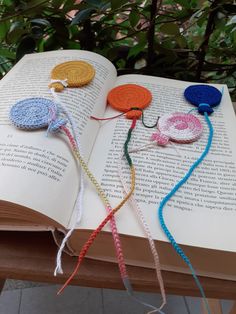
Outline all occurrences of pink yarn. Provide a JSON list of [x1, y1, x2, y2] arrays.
[[151, 132, 169, 146], [105, 206, 128, 278], [151, 112, 203, 145]]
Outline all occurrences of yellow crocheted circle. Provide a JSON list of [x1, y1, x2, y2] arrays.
[[49, 61, 95, 91]]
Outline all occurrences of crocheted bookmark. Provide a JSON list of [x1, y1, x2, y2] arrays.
[[151, 112, 203, 145], [9, 96, 131, 291], [48, 63, 130, 288], [156, 84, 222, 314], [48, 60, 95, 275], [118, 110, 204, 307], [48, 69, 159, 312], [118, 154, 166, 313], [48, 61, 95, 91], [57, 84, 167, 313]]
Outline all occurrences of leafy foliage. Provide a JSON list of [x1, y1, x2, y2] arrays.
[[0, 0, 235, 98]]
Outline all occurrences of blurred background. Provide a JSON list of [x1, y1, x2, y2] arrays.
[[0, 0, 235, 99]]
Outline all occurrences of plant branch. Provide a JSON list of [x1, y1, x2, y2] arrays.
[[147, 0, 162, 68], [0, 0, 48, 23], [196, 0, 220, 81]]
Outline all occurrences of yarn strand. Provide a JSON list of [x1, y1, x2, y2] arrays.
[[118, 153, 166, 313], [158, 112, 213, 314], [141, 111, 159, 128], [56, 149, 135, 295], [57, 119, 138, 295], [51, 88, 129, 284]]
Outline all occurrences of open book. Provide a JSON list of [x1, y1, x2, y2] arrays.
[[1, 50, 236, 281]]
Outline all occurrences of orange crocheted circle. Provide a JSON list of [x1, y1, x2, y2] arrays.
[[107, 84, 152, 119], [49, 61, 95, 91]]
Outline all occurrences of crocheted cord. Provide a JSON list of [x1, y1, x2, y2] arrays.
[[158, 112, 213, 314], [50, 90, 130, 281], [57, 125, 136, 295], [10, 95, 132, 290], [118, 152, 166, 312]]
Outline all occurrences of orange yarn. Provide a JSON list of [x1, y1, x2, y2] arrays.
[[107, 84, 152, 119]]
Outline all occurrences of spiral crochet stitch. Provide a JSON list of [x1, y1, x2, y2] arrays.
[[10, 98, 58, 130], [151, 112, 203, 145], [49, 61, 95, 91]]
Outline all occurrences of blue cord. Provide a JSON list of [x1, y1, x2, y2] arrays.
[[187, 108, 198, 114], [158, 112, 213, 314]]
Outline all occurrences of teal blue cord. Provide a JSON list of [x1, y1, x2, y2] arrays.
[[158, 112, 213, 314], [187, 108, 198, 114]]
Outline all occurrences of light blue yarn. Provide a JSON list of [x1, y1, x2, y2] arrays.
[[10, 97, 66, 132], [158, 112, 213, 314]]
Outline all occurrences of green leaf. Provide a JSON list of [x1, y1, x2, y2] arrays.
[[26, 0, 48, 9], [111, 0, 127, 10], [136, 32, 146, 44], [176, 35, 187, 48], [160, 23, 180, 36], [2, 0, 13, 6], [116, 58, 126, 68], [129, 11, 140, 28], [31, 19, 51, 27], [7, 21, 26, 44], [227, 16, 236, 26], [85, 0, 107, 8], [71, 8, 95, 25], [51, 0, 63, 8], [128, 42, 146, 59], [0, 48, 15, 59], [175, 0, 190, 8], [65, 41, 81, 49], [197, 13, 207, 27], [100, 2, 110, 11], [0, 21, 10, 42]]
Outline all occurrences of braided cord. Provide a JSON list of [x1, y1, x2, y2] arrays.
[[51, 87, 130, 292], [158, 112, 213, 314], [118, 153, 166, 312], [58, 125, 135, 295]]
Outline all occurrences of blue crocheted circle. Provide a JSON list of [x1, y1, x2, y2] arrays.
[[184, 85, 222, 107], [10, 98, 56, 130], [198, 103, 214, 115]]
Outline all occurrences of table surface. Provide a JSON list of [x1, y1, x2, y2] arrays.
[[1, 231, 236, 300]]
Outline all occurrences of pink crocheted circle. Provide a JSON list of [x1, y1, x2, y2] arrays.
[[158, 112, 203, 143]]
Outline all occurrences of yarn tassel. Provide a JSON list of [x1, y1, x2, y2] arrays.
[[56, 147, 135, 295], [51, 88, 85, 276], [52, 88, 165, 312], [90, 112, 125, 121], [57, 119, 138, 295], [54, 171, 84, 275], [51, 88, 128, 283], [158, 112, 213, 314], [118, 153, 166, 313]]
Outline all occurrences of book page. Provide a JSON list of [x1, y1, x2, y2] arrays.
[[0, 50, 117, 227], [81, 74, 236, 253]]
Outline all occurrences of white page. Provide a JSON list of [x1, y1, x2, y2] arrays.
[[0, 50, 117, 227], [82, 74, 236, 253]]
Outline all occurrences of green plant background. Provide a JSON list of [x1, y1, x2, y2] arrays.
[[0, 0, 235, 99]]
